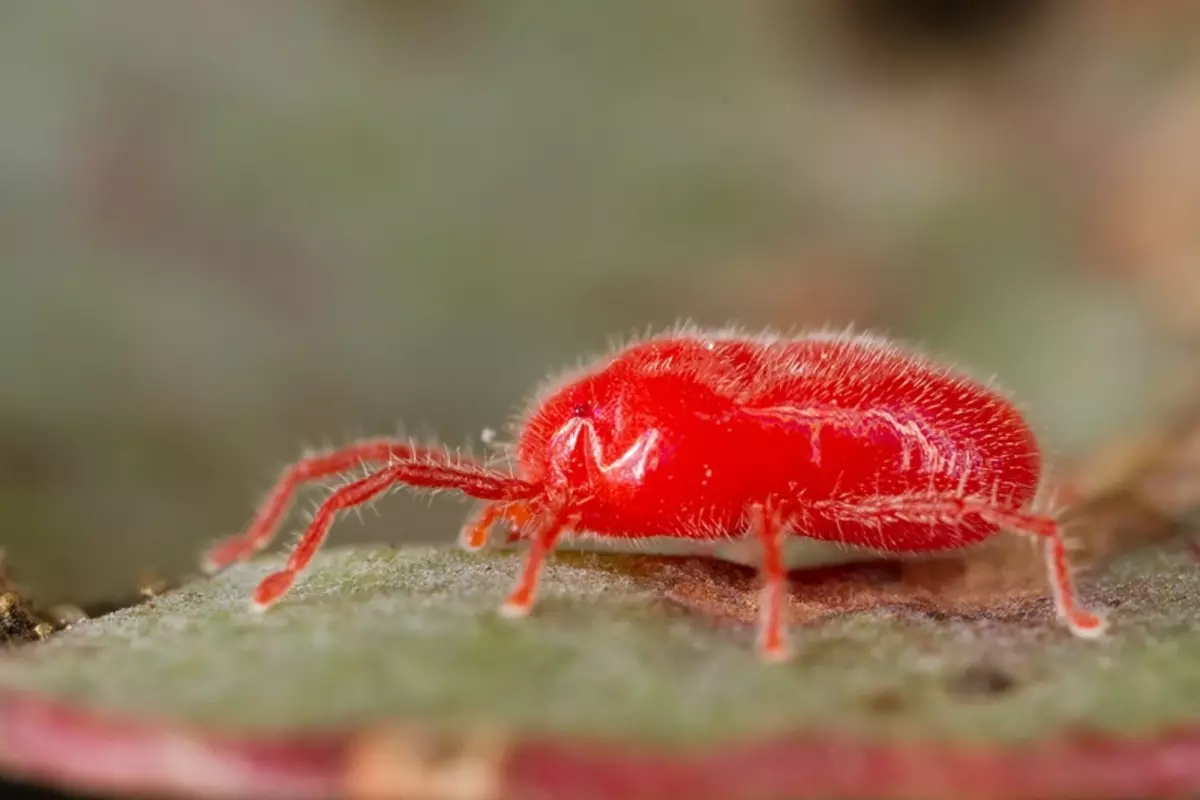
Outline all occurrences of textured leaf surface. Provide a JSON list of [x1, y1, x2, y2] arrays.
[[2, 541, 1198, 748]]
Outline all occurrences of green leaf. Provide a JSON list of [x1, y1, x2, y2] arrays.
[[2, 536, 1200, 799]]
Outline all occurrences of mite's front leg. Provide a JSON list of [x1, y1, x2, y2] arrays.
[[499, 512, 568, 617], [206, 438, 457, 573], [458, 502, 535, 551]]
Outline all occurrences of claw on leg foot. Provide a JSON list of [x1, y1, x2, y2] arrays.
[[1062, 607, 1107, 639], [202, 536, 255, 575], [251, 570, 295, 612]]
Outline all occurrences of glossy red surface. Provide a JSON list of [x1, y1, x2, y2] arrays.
[[516, 330, 1040, 553]]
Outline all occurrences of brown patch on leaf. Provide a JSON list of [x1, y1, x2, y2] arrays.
[[946, 662, 1018, 699], [860, 687, 907, 715], [621, 552, 1056, 634]]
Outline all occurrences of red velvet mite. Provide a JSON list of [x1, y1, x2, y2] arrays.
[[204, 328, 1106, 661]]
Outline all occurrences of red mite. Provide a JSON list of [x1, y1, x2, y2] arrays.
[[204, 328, 1105, 661]]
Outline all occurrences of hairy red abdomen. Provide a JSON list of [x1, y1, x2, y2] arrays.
[[516, 332, 1041, 552]]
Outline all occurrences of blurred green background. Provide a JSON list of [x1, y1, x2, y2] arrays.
[[2, 1, 1197, 603]]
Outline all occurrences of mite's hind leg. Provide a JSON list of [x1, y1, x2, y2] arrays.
[[872, 496, 1107, 638], [499, 513, 567, 618], [1026, 516, 1107, 638], [965, 505, 1106, 638], [752, 504, 791, 663]]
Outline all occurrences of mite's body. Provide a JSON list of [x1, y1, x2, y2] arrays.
[[518, 332, 1037, 551], [205, 329, 1104, 661]]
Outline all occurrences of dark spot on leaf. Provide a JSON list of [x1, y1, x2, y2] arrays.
[[862, 688, 907, 715], [947, 663, 1017, 698], [803, 0, 1053, 72]]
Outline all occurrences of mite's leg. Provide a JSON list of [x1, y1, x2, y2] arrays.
[[459, 504, 503, 552], [458, 502, 534, 551], [206, 438, 443, 573], [849, 496, 1106, 637], [252, 459, 532, 609], [502, 504, 535, 542], [499, 513, 567, 618], [752, 504, 791, 663], [999, 511, 1107, 638]]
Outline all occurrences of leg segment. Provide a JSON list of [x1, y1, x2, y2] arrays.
[[499, 512, 567, 618], [980, 505, 1106, 638], [251, 459, 533, 610], [752, 504, 791, 663], [459, 504, 503, 552], [205, 438, 465, 574], [458, 502, 535, 551], [826, 496, 1106, 637]]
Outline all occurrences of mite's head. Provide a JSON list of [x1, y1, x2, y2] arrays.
[[515, 368, 631, 497], [511, 347, 734, 503], [515, 361, 718, 500]]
